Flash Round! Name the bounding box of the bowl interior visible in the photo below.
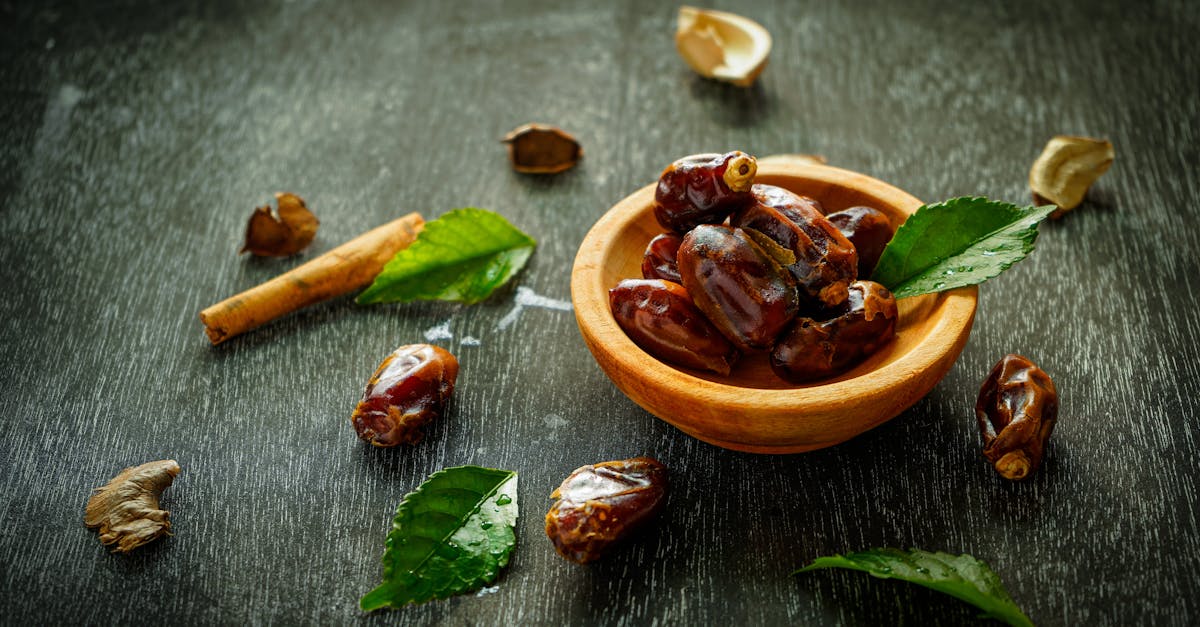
[571,162,977,452]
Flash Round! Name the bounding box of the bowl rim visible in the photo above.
[570,161,978,450]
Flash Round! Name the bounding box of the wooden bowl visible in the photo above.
[570,161,978,454]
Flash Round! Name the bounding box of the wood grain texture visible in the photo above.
[1,0,1197,625]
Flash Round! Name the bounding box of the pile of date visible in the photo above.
[611,151,898,382]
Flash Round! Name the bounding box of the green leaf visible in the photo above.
[795,548,1034,627]
[357,208,536,305]
[870,197,1055,299]
[360,465,518,611]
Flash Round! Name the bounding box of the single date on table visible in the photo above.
[545,457,668,564]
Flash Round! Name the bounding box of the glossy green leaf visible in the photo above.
[871,197,1055,299]
[357,208,536,305]
[795,548,1034,627]
[360,465,518,611]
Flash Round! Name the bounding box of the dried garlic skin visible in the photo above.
[241,192,319,256]
[1029,135,1114,217]
[675,6,772,87]
[85,459,180,553]
[503,124,582,174]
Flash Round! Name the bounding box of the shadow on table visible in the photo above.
[93,532,174,575]
[1078,187,1119,214]
[508,161,587,191]
[797,568,989,626]
[1039,187,1120,228]
[687,76,775,129]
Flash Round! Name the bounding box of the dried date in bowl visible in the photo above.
[641,233,684,283]
[609,278,739,376]
[571,161,977,453]
[770,280,898,384]
[654,151,756,233]
[825,206,894,277]
[676,224,799,351]
[731,184,856,309]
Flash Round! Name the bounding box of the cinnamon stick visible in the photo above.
[199,212,424,345]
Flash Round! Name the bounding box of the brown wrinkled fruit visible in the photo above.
[545,457,668,564]
[731,184,857,308]
[503,123,582,174]
[641,233,684,283]
[825,206,894,277]
[654,151,757,233]
[350,344,458,447]
[770,281,897,383]
[975,354,1058,480]
[609,278,739,375]
[241,192,319,257]
[677,224,799,351]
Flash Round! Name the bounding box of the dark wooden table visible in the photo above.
[2,1,1197,624]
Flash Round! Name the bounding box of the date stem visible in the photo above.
[994,451,1032,481]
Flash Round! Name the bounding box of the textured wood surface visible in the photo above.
[1,0,1197,624]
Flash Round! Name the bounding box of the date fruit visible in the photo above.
[975,354,1058,480]
[770,281,898,383]
[350,344,458,447]
[731,184,857,308]
[825,206,894,277]
[654,151,757,233]
[677,224,800,351]
[610,279,739,375]
[545,457,668,564]
[641,233,684,284]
